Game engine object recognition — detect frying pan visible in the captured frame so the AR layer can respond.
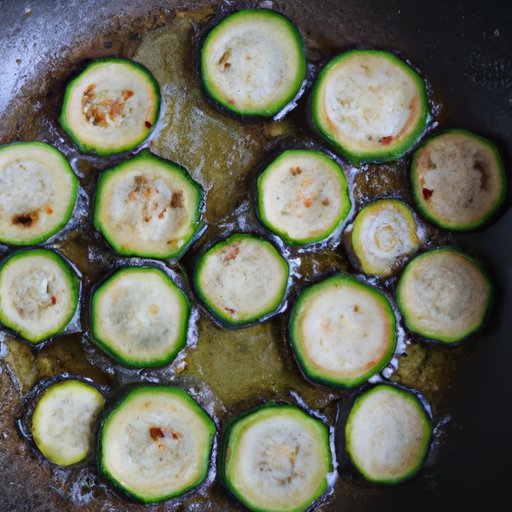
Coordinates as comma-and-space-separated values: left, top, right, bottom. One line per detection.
0, 0, 511, 511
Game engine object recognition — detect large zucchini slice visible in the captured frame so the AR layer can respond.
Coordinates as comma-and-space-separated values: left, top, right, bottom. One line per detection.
60, 58, 160, 156
90, 267, 190, 368
0, 249, 80, 343
256, 149, 351, 244
0, 142, 78, 246
349, 199, 420, 277
290, 274, 396, 388
221, 404, 332, 512
99, 386, 215, 504
31, 379, 105, 466
411, 129, 507, 230
396, 247, 493, 343
345, 384, 432, 484
94, 151, 203, 259
311, 50, 428, 163
200, 9, 306, 117
194, 234, 289, 327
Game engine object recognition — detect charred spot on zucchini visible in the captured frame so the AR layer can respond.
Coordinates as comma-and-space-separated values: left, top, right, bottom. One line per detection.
0, 249, 80, 343
90, 267, 190, 368
396, 247, 493, 343
194, 234, 289, 327
200, 9, 306, 117
31, 379, 105, 466
411, 129, 507, 230
311, 49, 428, 163
345, 384, 432, 484
0, 142, 78, 246
99, 386, 215, 504
256, 149, 351, 244
221, 404, 332, 512
94, 151, 203, 259
290, 274, 396, 388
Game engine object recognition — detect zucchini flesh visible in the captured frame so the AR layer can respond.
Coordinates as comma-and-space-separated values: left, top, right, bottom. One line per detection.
60, 58, 160, 156
345, 384, 431, 484
0, 249, 79, 343
0, 142, 78, 245
411, 129, 507, 230
290, 274, 396, 388
31, 379, 105, 466
396, 247, 493, 343
94, 151, 203, 259
257, 149, 351, 244
194, 234, 289, 327
99, 386, 215, 504
311, 50, 428, 163
201, 9, 306, 117
222, 404, 332, 512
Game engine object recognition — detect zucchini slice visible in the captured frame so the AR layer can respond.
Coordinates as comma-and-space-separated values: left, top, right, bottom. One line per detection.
99, 386, 215, 504
31, 379, 105, 466
94, 151, 203, 259
396, 247, 493, 343
200, 9, 306, 117
345, 384, 432, 484
256, 149, 351, 244
350, 199, 420, 277
60, 58, 160, 156
90, 267, 190, 368
411, 129, 507, 230
194, 234, 289, 327
0, 142, 78, 246
290, 275, 396, 388
311, 50, 428, 163
0, 249, 80, 343
222, 404, 332, 512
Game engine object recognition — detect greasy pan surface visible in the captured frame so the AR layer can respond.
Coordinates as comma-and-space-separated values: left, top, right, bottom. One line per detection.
0, 0, 511, 511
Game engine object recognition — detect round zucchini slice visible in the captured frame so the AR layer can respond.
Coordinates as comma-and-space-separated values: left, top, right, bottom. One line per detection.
0, 142, 78, 246
290, 274, 396, 388
345, 384, 432, 484
222, 404, 332, 512
194, 234, 289, 327
31, 379, 105, 466
94, 151, 203, 259
60, 58, 160, 155
311, 49, 428, 163
350, 199, 420, 277
257, 149, 351, 244
99, 386, 215, 504
90, 267, 190, 368
411, 129, 507, 231
200, 9, 306, 117
0, 249, 80, 343
396, 247, 493, 343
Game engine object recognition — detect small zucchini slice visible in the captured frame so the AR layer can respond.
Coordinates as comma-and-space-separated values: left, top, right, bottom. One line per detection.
60, 58, 160, 155
94, 151, 203, 259
0, 142, 78, 246
0, 249, 80, 343
257, 149, 351, 244
311, 50, 428, 163
99, 386, 215, 504
349, 199, 420, 277
194, 234, 289, 327
221, 404, 332, 512
90, 267, 190, 368
411, 129, 507, 231
290, 274, 396, 388
31, 379, 105, 466
200, 9, 306, 117
396, 247, 493, 343
345, 384, 432, 484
